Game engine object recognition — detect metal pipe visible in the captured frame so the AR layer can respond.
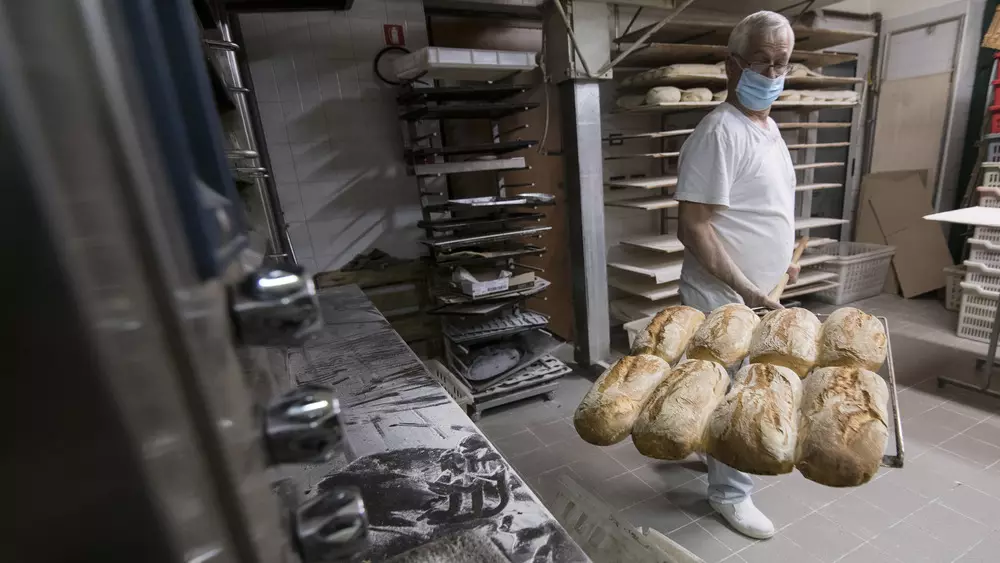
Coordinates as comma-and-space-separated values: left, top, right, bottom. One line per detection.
219, 18, 291, 262
595, 0, 697, 77
550, 0, 593, 78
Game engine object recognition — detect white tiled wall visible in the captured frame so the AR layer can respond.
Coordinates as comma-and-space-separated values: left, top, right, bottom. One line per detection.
239, 3, 428, 273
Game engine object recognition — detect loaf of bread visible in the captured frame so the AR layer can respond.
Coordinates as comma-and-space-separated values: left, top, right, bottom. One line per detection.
796, 366, 889, 487
616, 94, 646, 109
686, 303, 760, 368
817, 307, 888, 371
680, 87, 713, 102
574, 354, 671, 446
632, 359, 729, 460
631, 306, 706, 365
749, 308, 822, 378
645, 86, 682, 105
705, 363, 802, 475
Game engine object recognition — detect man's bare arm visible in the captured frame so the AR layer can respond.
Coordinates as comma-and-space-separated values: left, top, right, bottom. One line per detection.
677, 201, 782, 309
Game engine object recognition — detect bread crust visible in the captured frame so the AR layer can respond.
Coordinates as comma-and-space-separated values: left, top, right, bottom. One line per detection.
574, 354, 671, 446
632, 359, 729, 460
632, 306, 706, 365
705, 363, 802, 475
687, 303, 760, 367
817, 307, 887, 371
796, 366, 889, 487
749, 308, 822, 378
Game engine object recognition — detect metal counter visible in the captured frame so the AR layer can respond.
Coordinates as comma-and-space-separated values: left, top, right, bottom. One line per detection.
284, 285, 589, 562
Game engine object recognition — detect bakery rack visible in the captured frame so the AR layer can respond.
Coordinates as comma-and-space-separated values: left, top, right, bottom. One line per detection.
604, 24, 870, 324
396, 54, 571, 420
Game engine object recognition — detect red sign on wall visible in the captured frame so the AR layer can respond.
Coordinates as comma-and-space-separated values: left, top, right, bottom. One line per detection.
383, 24, 405, 46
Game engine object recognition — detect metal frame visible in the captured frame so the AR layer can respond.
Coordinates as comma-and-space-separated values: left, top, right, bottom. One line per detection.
560, 80, 612, 370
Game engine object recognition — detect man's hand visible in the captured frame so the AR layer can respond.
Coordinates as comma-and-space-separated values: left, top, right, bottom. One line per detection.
787, 263, 801, 284
741, 286, 784, 310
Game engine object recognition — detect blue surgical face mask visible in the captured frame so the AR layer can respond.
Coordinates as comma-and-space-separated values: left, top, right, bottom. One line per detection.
735, 66, 785, 111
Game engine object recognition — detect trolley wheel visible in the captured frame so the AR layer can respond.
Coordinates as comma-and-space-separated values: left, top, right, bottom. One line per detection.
468, 408, 482, 422
543, 392, 555, 401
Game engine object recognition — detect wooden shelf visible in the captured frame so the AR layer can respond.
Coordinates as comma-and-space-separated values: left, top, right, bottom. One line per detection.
605, 128, 695, 143
621, 233, 683, 255
798, 253, 836, 267
787, 142, 851, 150
615, 43, 859, 69
796, 162, 845, 171
782, 280, 839, 299
606, 176, 677, 190
607, 249, 684, 284
619, 74, 861, 91
797, 183, 843, 192
605, 151, 680, 160
806, 237, 838, 248
778, 122, 852, 130
609, 276, 680, 301
615, 21, 876, 52
611, 295, 681, 323
614, 100, 858, 115
785, 270, 839, 290
414, 157, 526, 176
605, 196, 678, 210
795, 217, 849, 231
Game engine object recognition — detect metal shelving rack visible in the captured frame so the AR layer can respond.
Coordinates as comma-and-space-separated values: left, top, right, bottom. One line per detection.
602, 23, 872, 323
396, 82, 571, 420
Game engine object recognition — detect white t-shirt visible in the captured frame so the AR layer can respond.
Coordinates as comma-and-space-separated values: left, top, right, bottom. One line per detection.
674, 103, 796, 312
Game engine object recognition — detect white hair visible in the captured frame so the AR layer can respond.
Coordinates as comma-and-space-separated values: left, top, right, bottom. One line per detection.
727, 11, 794, 58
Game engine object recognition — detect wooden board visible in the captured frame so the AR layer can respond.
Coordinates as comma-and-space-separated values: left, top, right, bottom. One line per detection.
619, 74, 861, 91
610, 295, 681, 323
787, 142, 851, 150
797, 182, 843, 192
614, 100, 858, 115
621, 233, 683, 255
414, 157, 526, 176
607, 249, 684, 284
795, 217, 849, 230
606, 175, 678, 190
616, 21, 876, 52
615, 42, 858, 69
609, 164, 842, 190
806, 237, 838, 248
797, 253, 836, 267
604, 128, 695, 142
785, 270, 838, 289
609, 276, 681, 301
777, 122, 852, 130
781, 280, 840, 299
605, 195, 678, 210
870, 72, 952, 191
604, 151, 680, 160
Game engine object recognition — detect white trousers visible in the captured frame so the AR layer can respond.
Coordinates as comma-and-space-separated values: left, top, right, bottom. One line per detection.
680, 280, 754, 504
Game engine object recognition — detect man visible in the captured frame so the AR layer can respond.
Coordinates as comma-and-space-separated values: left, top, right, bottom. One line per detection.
675, 11, 801, 539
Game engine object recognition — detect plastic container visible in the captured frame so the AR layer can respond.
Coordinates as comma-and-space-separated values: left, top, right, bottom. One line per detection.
393, 47, 537, 81
980, 170, 1000, 208
422, 359, 473, 408
813, 242, 896, 305
964, 260, 1000, 293
990, 140, 1000, 163
957, 282, 1000, 343
992, 112, 1000, 135
969, 236, 1000, 269
944, 265, 966, 311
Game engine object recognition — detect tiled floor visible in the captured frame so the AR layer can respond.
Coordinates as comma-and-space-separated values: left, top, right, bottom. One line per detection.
477, 294, 1000, 562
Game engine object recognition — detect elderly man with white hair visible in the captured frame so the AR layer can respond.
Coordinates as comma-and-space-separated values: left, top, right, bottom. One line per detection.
674, 11, 799, 539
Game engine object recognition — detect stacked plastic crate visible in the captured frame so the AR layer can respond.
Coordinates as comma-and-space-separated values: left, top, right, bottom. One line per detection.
958, 151, 1000, 342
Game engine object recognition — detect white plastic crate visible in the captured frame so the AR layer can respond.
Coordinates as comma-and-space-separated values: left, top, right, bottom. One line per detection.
812, 242, 896, 305
550, 474, 703, 563
989, 140, 1000, 163
964, 260, 1000, 293
393, 47, 537, 81
973, 225, 1000, 243
969, 237, 1000, 269
422, 359, 474, 407
944, 265, 966, 311
981, 170, 1000, 208
957, 282, 1000, 343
